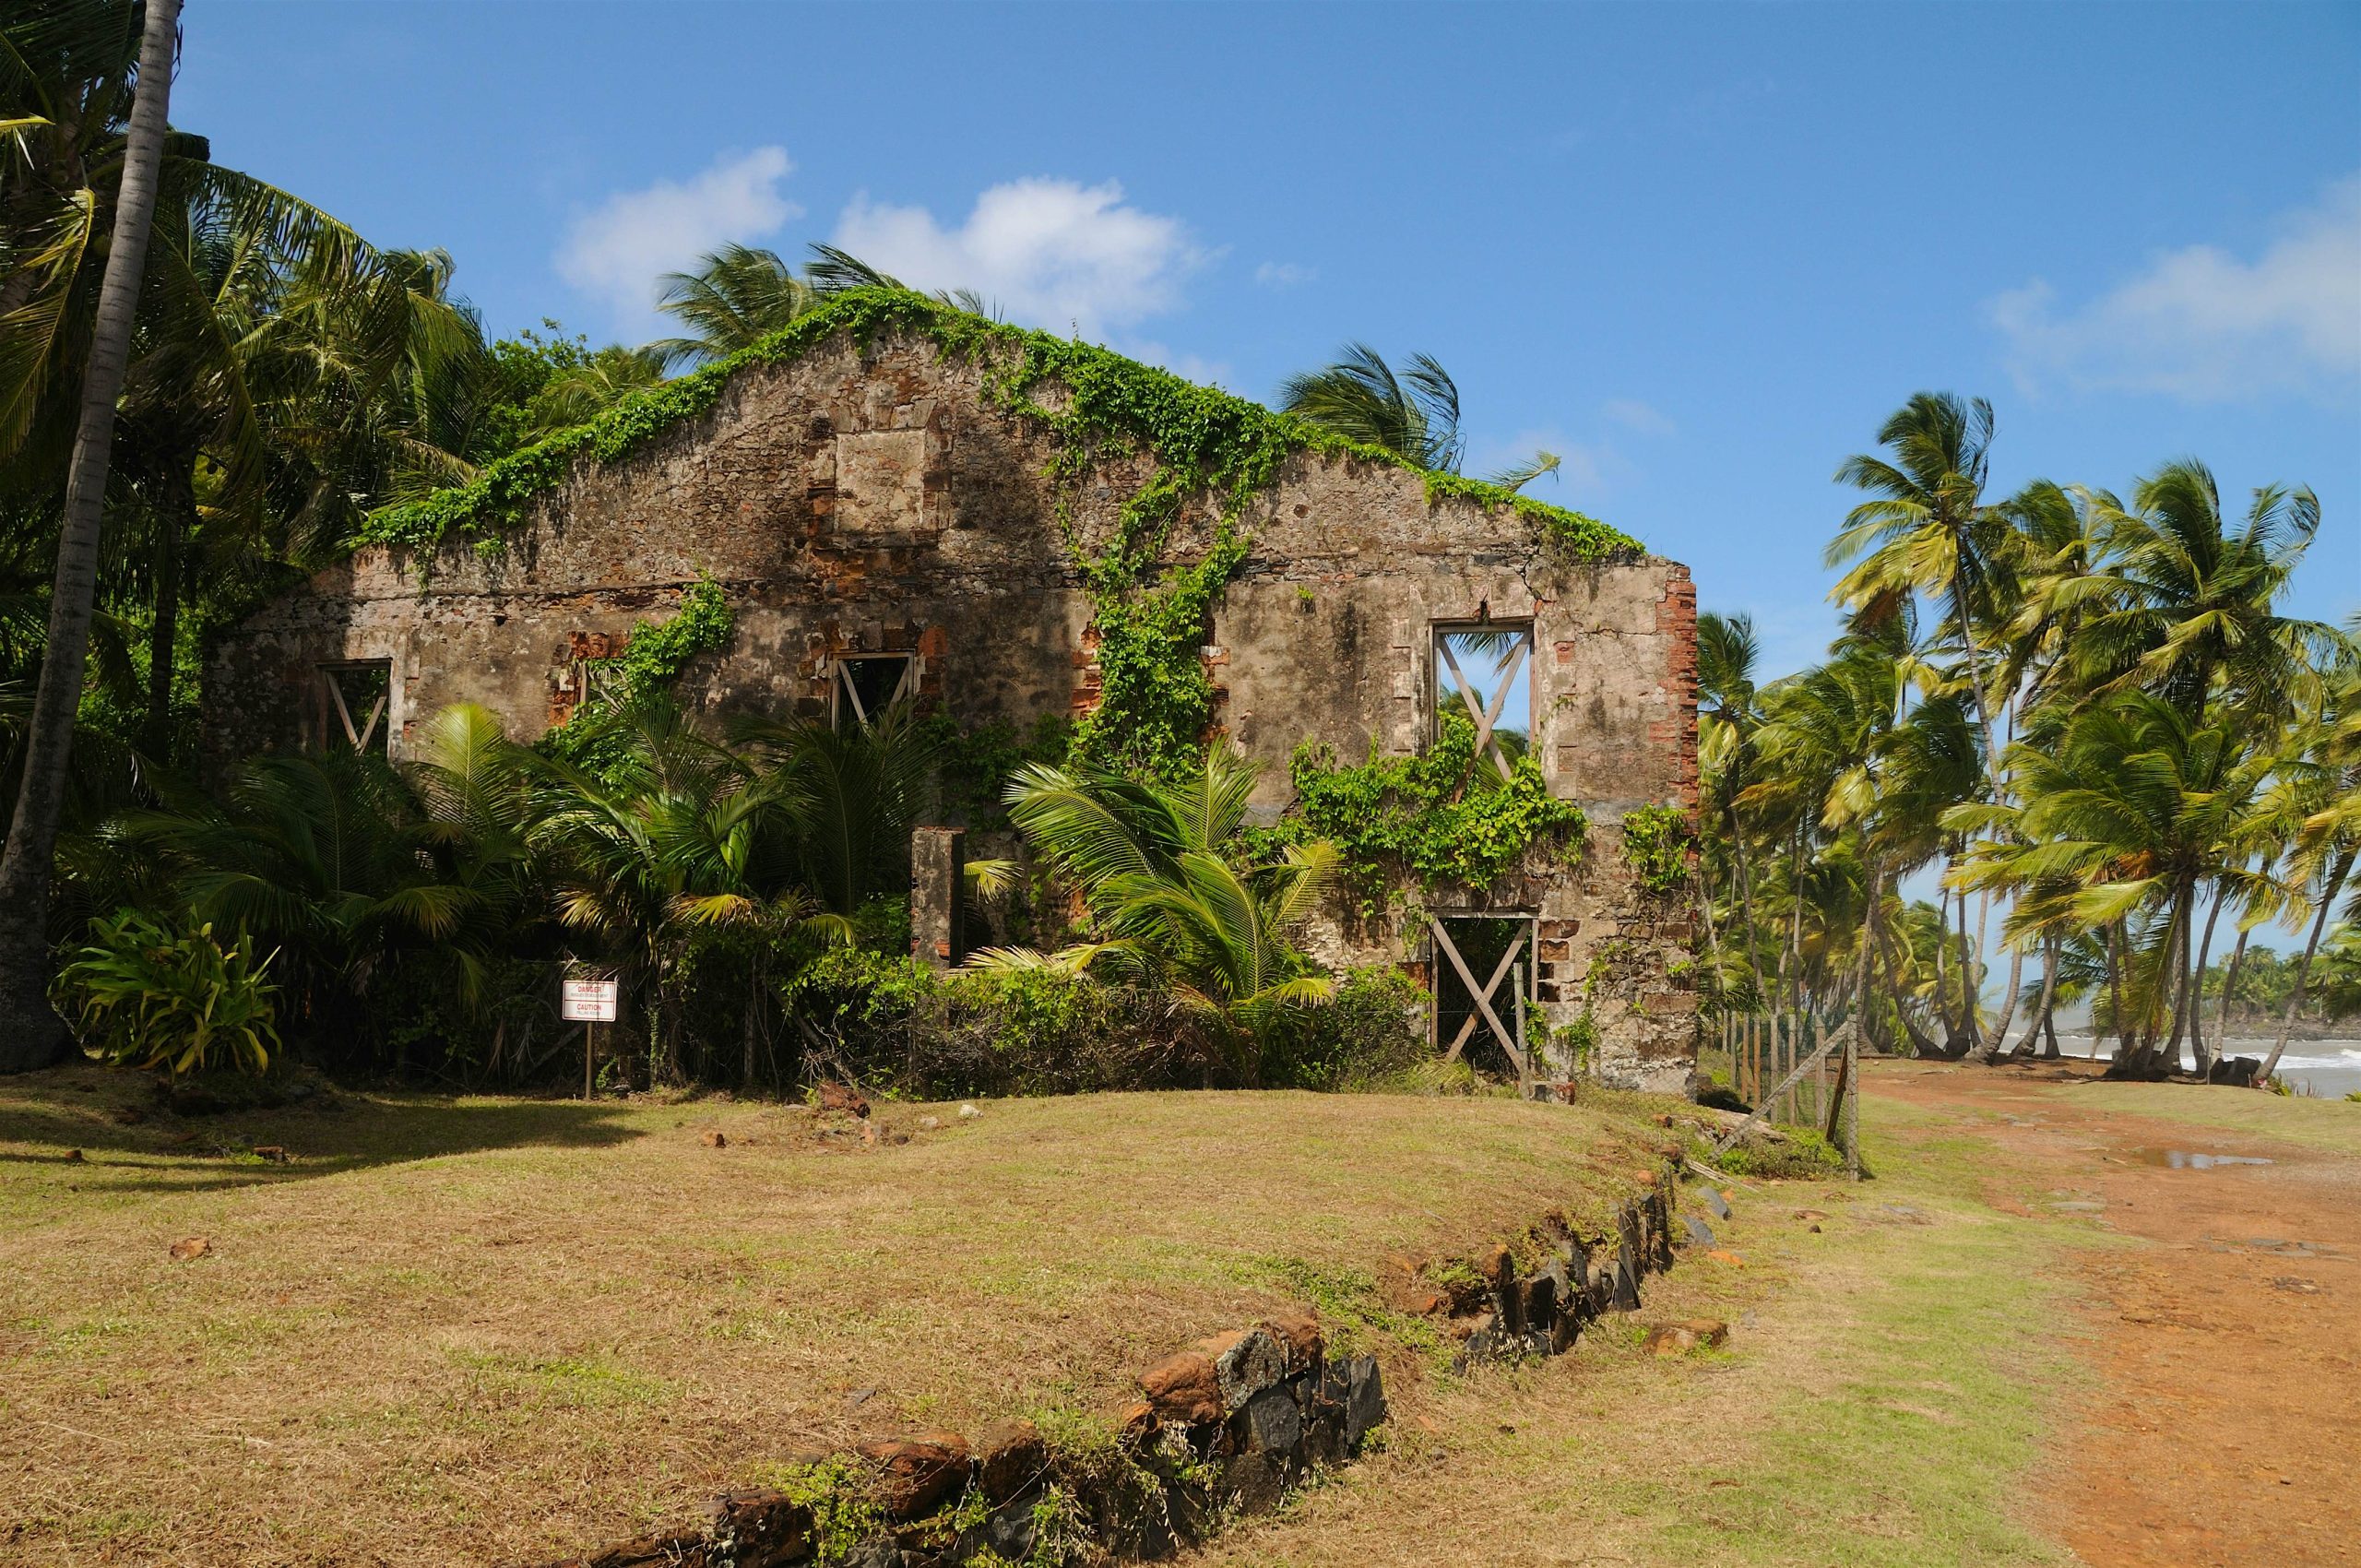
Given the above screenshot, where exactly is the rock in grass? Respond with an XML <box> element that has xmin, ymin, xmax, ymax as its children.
<box><xmin>698</xmin><ymin>1130</ymin><xmax>727</xmax><ymax>1148</ymax></box>
<box><xmin>815</xmin><ymin>1082</ymin><xmax>870</xmax><ymax>1118</ymax></box>
<box><xmin>1702</xmin><ymin>1188</ymin><xmax>1732</xmax><ymax>1220</ymax></box>
<box><xmin>1642</xmin><ymin>1318</ymin><xmax>1729</xmax><ymax>1356</ymax></box>
<box><xmin>1139</xmin><ymin>1350</ymin><xmax>1224</xmax><ymax>1423</ymax></box>
<box><xmin>973</xmin><ymin>1419</ymin><xmax>1046</xmax><ymax>1503</ymax></box>
<box><xmin>854</xmin><ymin>1431</ymin><xmax>970</xmax><ymax>1519</ymax></box>
<box><xmin>1258</xmin><ymin>1309</ymin><xmax>1324</xmax><ymax>1372</ymax></box>
<box><xmin>1684</xmin><ymin>1215</ymin><xmax>1716</xmax><ymax>1246</ymax></box>
<box><xmin>168</xmin><ymin>1237</ymin><xmax>209</xmax><ymax>1262</ymax></box>
<box><xmin>1194</xmin><ymin>1325</ymin><xmax>1287</xmax><ymax>1408</ymax></box>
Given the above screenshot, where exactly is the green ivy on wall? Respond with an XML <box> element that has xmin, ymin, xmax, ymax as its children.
<box><xmin>1276</xmin><ymin>711</ymin><xmax>1587</xmax><ymax>915</ymax></box>
<box><xmin>351</xmin><ymin>289</ymin><xmax>1643</xmax><ymax>780</ymax></box>
<box><xmin>1619</xmin><ymin>802</ymin><xmax>1696</xmax><ymax>896</ymax></box>
<box><xmin>539</xmin><ymin>579</ymin><xmax>734</xmax><ymax>775</ymax></box>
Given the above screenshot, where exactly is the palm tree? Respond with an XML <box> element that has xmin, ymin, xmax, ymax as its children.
<box><xmin>2072</xmin><ymin>461</ymin><xmax>2333</xmax><ymax>721</ymax></box>
<box><xmin>645</xmin><ymin>244</ymin><xmax>819</xmax><ymax>371</ymax></box>
<box><xmin>1277</xmin><ymin>343</ymin><xmax>1560</xmax><ymax>492</ymax></box>
<box><xmin>0</xmin><ymin>0</ymin><xmax>178</xmax><ymax>1072</ymax></box>
<box><xmin>978</xmin><ymin>747</ymin><xmax>1339</xmax><ymax>1077</ymax></box>
<box><xmin>1696</xmin><ymin>612</ymin><xmax>1769</xmax><ymax>1005</ymax></box>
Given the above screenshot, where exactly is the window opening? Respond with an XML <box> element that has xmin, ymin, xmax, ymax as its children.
<box><xmin>318</xmin><ymin>660</ymin><xmax>391</xmax><ymax>754</ymax></box>
<box><xmin>1433</xmin><ymin>623</ymin><xmax>1534</xmax><ymax>779</ymax></box>
<box><xmin>831</xmin><ymin>653</ymin><xmax>916</xmax><ymax>730</ymax></box>
<box><xmin>1430</xmin><ymin>912</ymin><xmax>1536</xmax><ymax>1083</ymax></box>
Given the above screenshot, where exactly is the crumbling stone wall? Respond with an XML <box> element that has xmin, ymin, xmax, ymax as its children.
<box><xmin>210</xmin><ymin>327</ymin><xmax>1698</xmax><ymax>1089</ymax></box>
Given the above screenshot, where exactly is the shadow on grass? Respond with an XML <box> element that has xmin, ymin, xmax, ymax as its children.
<box><xmin>0</xmin><ymin>1063</ymin><xmax>651</xmax><ymax>1202</ymax></box>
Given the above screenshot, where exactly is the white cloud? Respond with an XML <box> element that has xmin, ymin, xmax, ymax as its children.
<box><xmin>556</xmin><ymin>147</ymin><xmax>800</xmax><ymax>335</ymax></box>
<box><xmin>1601</xmin><ymin>398</ymin><xmax>1674</xmax><ymax>436</ymax></box>
<box><xmin>833</xmin><ymin>177</ymin><xmax>1208</xmax><ymax>339</ymax></box>
<box><xmin>1989</xmin><ymin>173</ymin><xmax>2361</xmax><ymax>402</ymax></box>
<box><xmin>1254</xmin><ymin>261</ymin><xmax>1315</xmax><ymax>289</ymax></box>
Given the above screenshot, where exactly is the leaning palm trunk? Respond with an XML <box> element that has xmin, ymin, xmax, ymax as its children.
<box><xmin>2259</xmin><ymin>848</ymin><xmax>2356</xmax><ymax>1084</ymax></box>
<box><xmin>0</xmin><ymin>0</ymin><xmax>182</xmax><ymax>1072</ymax></box>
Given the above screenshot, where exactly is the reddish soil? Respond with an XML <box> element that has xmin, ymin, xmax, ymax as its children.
<box><xmin>1871</xmin><ymin>1061</ymin><xmax>2361</xmax><ymax>1568</ymax></box>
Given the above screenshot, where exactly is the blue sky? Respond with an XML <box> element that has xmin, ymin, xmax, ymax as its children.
<box><xmin>179</xmin><ymin>2</ymin><xmax>2358</xmax><ymax>679</ymax></box>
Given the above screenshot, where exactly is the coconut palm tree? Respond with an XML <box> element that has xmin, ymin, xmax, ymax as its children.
<box><xmin>2071</xmin><ymin>461</ymin><xmax>2334</xmax><ymax>723</ymax></box>
<box><xmin>0</xmin><ymin>0</ymin><xmax>177</xmax><ymax>1071</ymax></box>
<box><xmin>645</xmin><ymin>244</ymin><xmax>820</xmax><ymax>371</ymax></box>
<box><xmin>1277</xmin><ymin>343</ymin><xmax>1560</xmax><ymax>492</ymax></box>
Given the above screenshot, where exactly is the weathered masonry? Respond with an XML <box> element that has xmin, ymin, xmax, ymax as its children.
<box><xmin>210</xmin><ymin>296</ymin><xmax>1700</xmax><ymax>1091</ymax></box>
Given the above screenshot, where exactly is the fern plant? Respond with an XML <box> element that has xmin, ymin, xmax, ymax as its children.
<box><xmin>57</xmin><ymin>912</ymin><xmax>281</xmax><ymax>1075</ymax></box>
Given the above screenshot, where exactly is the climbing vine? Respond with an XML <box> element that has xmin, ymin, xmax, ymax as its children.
<box><xmin>1276</xmin><ymin>711</ymin><xmax>1586</xmax><ymax>915</ymax></box>
<box><xmin>1619</xmin><ymin>802</ymin><xmax>1695</xmax><ymax>896</ymax></box>
<box><xmin>539</xmin><ymin>579</ymin><xmax>734</xmax><ymax>775</ymax></box>
<box><xmin>351</xmin><ymin>288</ymin><xmax>1643</xmax><ymax>776</ymax></box>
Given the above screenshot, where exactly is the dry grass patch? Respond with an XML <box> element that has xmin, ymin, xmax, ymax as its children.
<box><xmin>0</xmin><ymin>1065</ymin><xmax>1676</xmax><ymax>1567</ymax></box>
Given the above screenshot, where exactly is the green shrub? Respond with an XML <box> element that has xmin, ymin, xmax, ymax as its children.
<box><xmin>782</xmin><ymin>947</ymin><xmax>1222</xmax><ymax>1096</ymax></box>
<box><xmin>1264</xmin><ymin>966</ymin><xmax>1429</xmax><ymax>1089</ymax></box>
<box><xmin>1620</xmin><ymin>803</ymin><xmax>1695</xmax><ymax>896</ymax></box>
<box><xmin>56</xmin><ymin>911</ymin><xmax>280</xmax><ymax>1075</ymax></box>
<box><xmin>1280</xmin><ymin>712</ymin><xmax>1586</xmax><ymax>913</ymax></box>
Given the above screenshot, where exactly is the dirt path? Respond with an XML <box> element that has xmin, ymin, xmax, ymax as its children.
<box><xmin>1869</xmin><ymin>1061</ymin><xmax>2361</xmax><ymax>1568</ymax></box>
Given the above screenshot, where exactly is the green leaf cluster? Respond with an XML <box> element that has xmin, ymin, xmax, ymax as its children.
<box><xmin>54</xmin><ymin>911</ymin><xmax>281</xmax><ymax>1075</ymax></box>
<box><xmin>1279</xmin><ymin>712</ymin><xmax>1587</xmax><ymax>912</ymax></box>
<box><xmin>1619</xmin><ymin>802</ymin><xmax>1696</xmax><ymax>896</ymax></box>
<box><xmin>539</xmin><ymin>579</ymin><xmax>734</xmax><ymax>776</ymax></box>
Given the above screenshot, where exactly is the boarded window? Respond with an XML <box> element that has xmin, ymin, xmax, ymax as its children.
<box><xmin>1430</xmin><ymin>912</ymin><xmax>1536</xmax><ymax>1083</ymax></box>
<box><xmin>315</xmin><ymin>660</ymin><xmax>391</xmax><ymax>754</ymax></box>
<box><xmin>831</xmin><ymin>653</ymin><xmax>915</xmax><ymax>730</ymax></box>
<box><xmin>1433</xmin><ymin>624</ymin><xmax>1534</xmax><ymax>778</ymax></box>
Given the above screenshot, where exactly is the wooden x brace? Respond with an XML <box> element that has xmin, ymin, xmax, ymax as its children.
<box><xmin>1430</xmin><ymin>917</ymin><xmax>1529</xmax><ymax>1074</ymax></box>
<box><xmin>836</xmin><ymin>656</ymin><xmax>918</xmax><ymax>726</ymax></box>
<box><xmin>1436</xmin><ymin>635</ymin><xmax>1529</xmax><ymax>781</ymax></box>
<box><xmin>326</xmin><ymin>671</ymin><xmax>387</xmax><ymax>752</ymax></box>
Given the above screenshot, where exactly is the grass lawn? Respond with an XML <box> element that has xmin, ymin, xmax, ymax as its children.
<box><xmin>1196</xmin><ymin>1096</ymin><xmax>2089</xmax><ymax>1567</ymax></box>
<box><xmin>0</xmin><ymin>1064</ymin><xmax>1679</xmax><ymax>1567</ymax></box>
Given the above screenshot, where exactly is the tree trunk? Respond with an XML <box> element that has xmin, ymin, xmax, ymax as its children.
<box><xmin>2159</xmin><ymin>879</ymin><xmax>2197</xmax><ymax>1075</ymax></box>
<box><xmin>1931</xmin><ymin>883</ymin><xmax>1955</xmax><ymax>1040</ymax></box>
<box><xmin>2104</xmin><ymin>920</ymin><xmax>2128</xmax><ymax>1064</ymax></box>
<box><xmin>0</xmin><ymin>0</ymin><xmax>181</xmax><ymax>1074</ymax></box>
<box><xmin>2215</xmin><ymin>926</ymin><xmax>2251</xmax><ymax>1055</ymax></box>
<box><xmin>1953</xmin><ymin>873</ymin><xmax>1980</xmax><ymax>1052</ymax></box>
<box><xmin>2013</xmin><ymin>935</ymin><xmax>2058</xmax><ymax>1057</ymax></box>
<box><xmin>1722</xmin><ymin>799</ymin><xmax>1768</xmax><ymax>1007</ymax></box>
<box><xmin>143</xmin><ymin>460</ymin><xmax>196</xmax><ymax>758</ymax></box>
<box><xmin>2259</xmin><ymin>849</ymin><xmax>2356</xmax><ymax>1084</ymax></box>
<box><xmin>2188</xmin><ymin>887</ymin><xmax>2225</xmax><ymax>1079</ymax></box>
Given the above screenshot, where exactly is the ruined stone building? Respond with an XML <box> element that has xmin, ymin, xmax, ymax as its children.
<box><xmin>211</xmin><ymin>295</ymin><xmax>1700</xmax><ymax>1091</ymax></box>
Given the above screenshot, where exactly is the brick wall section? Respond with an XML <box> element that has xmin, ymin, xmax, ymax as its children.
<box><xmin>209</xmin><ymin>327</ymin><xmax>1701</xmax><ymax>1092</ymax></box>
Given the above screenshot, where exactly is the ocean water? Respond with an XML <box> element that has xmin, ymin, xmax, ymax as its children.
<box><xmin>2053</xmin><ymin>1034</ymin><xmax>2361</xmax><ymax>1100</ymax></box>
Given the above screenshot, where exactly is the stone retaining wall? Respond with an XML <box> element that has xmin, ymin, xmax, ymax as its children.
<box><xmin>541</xmin><ymin>1161</ymin><xmax>1684</xmax><ymax>1567</ymax></box>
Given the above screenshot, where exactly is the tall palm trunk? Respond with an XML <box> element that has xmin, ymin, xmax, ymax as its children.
<box><xmin>2013</xmin><ymin>935</ymin><xmax>2058</xmax><ymax>1056</ymax></box>
<box><xmin>1723</xmin><ymin>799</ymin><xmax>1768</xmax><ymax>1005</ymax></box>
<box><xmin>2215</xmin><ymin>926</ymin><xmax>2251</xmax><ymax>1050</ymax></box>
<box><xmin>2104</xmin><ymin>920</ymin><xmax>2128</xmax><ymax>1063</ymax></box>
<box><xmin>2188</xmin><ymin>888</ymin><xmax>2225</xmax><ymax>1078</ymax></box>
<box><xmin>1952</xmin><ymin>874</ymin><xmax>1980</xmax><ymax>1051</ymax></box>
<box><xmin>0</xmin><ymin>0</ymin><xmax>182</xmax><ymax>1073</ymax></box>
<box><xmin>2259</xmin><ymin>848</ymin><xmax>2355</xmax><ymax>1084</ymax></box>
<box><xmin>144</xmin><ymin>459</ymin><xmax>197</xmax><ymax>756</ymax></box>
